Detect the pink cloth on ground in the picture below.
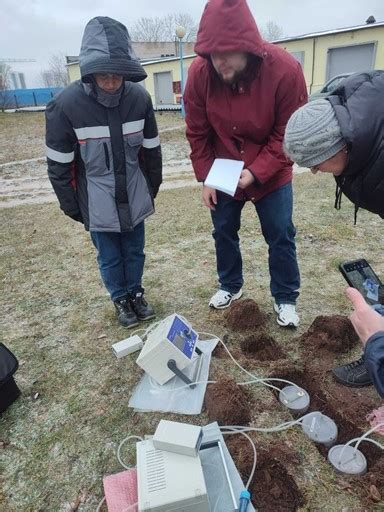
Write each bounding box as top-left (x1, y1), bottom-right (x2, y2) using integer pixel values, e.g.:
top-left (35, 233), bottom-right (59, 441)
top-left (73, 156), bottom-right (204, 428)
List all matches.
top-left (103, 469), bottom-right (138, 512)
top-left (366, 405), bottom-right (384, 436)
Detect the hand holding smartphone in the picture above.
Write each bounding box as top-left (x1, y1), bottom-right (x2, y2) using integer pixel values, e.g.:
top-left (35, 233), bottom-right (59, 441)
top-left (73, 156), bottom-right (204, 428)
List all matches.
top-left (339, 259), bottom-right (383, 305)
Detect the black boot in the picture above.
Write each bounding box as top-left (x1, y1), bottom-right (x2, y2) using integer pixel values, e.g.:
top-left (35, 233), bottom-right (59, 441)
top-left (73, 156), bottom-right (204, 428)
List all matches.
top-left (129, 291), bottom-right (155, 321)
top-left (332, 355), bottom-right (373, 387)
top-left (114, 297), bottom-right (139, 328)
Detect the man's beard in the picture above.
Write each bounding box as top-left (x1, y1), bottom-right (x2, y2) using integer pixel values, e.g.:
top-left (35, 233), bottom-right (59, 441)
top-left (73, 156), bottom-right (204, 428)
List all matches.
top-left (217, 68), bottom-right (248, 85)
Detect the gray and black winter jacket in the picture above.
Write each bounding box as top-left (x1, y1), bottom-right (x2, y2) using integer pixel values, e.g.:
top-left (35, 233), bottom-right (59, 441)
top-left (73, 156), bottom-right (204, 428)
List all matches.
top-left (328, 70), bottom-right (384, 219)
top-left (45, 17), bottom-right (162, 232)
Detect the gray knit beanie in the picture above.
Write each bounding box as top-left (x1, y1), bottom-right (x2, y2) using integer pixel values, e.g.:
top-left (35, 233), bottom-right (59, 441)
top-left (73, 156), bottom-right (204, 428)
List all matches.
top-left (284, 99), bottom-right (346, 168)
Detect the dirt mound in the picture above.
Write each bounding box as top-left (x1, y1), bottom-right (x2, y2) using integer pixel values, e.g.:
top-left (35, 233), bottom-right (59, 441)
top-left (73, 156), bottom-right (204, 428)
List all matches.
top-left (204, 378), bottom-right (251, 425)
top-left (300, 315), bottom-right (359, 354)
top-left (249, 446), bottom-right (305, 511)
top-left (240, 332), bottom-right (285, 361)
top-left (224, 299), bottom-right (267, 331)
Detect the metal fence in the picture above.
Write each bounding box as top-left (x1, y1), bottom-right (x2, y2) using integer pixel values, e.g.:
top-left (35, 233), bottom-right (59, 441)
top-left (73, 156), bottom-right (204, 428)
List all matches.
top-left (0, 87), bottom-right (64, 109)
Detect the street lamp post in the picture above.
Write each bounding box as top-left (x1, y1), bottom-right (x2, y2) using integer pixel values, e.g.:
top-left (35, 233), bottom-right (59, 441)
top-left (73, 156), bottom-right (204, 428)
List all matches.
top-left (175, 25), bottom-right (186, 117)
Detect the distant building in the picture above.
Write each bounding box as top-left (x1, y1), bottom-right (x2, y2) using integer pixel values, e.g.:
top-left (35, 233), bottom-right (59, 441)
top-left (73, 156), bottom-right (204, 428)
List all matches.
top-left (66, 21), bottom-right (384, 107)
top-left (273, 20), bottom-right (384, 93)
top-left (0, 59), bottom-right (41, 89)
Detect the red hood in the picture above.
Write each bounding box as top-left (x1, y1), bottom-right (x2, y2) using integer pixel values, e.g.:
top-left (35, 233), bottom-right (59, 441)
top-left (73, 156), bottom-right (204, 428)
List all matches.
top-left (194, 0), bottom-right (264, 58)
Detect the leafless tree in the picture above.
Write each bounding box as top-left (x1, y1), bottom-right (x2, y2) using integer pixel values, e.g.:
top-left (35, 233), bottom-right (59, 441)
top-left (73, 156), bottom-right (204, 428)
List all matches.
top-left (260, 21), bottom-right (284, 41)
top-left (0, 63), bottom-right (13, 111)
top-left (162, 13), bottom-right (198, 42)
top-left (40, 53), bottom-right (69, 88)
top-left (130, 13), bottom-right (198, 42)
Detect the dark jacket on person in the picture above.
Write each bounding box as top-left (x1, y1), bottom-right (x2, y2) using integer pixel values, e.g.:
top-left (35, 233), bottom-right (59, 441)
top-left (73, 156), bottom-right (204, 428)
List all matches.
top-left (365, 332), bottom-right (384, 398)
top-left (184, 0), bottom-right (307, 202)
top-left (46, 17), bottom-right (162, 232)
top-left (328, 70), bottom-right (384, 218)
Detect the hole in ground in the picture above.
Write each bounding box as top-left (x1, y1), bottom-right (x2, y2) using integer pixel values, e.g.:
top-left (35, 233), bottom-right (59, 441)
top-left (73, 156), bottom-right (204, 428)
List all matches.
top-left (249, 445), bottom-right (305, 511)
top-left (268, 366), bottom-right (383, 468)
top-left (224, 299), bottom-right (267, 331)
top-left (240, 332), bottom-right (286, 361)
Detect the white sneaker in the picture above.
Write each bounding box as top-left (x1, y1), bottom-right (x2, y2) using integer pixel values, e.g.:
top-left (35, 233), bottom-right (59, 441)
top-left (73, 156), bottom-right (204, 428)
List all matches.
top-left (209, 289), bottom-right (243, 309)
top-left (274, 303), bottom-right (299, 327)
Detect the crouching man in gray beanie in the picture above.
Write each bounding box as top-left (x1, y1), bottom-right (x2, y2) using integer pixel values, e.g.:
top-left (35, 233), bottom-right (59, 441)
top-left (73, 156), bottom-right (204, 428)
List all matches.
top-left (284, 70), bottom-right (384, 397)
top-left (46, 17), bottom-right (162, 328)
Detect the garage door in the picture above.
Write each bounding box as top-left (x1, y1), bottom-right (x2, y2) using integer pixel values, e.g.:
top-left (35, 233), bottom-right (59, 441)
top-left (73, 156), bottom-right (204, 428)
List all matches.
top-left (154, 71), bottom-right (173, 105)
top-left (327, 43), bottom-right (375, 80)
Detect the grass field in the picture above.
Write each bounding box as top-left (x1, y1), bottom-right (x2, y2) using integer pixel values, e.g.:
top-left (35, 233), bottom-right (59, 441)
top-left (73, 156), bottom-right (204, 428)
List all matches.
top-left (1, 112), bottom-right (383, 511)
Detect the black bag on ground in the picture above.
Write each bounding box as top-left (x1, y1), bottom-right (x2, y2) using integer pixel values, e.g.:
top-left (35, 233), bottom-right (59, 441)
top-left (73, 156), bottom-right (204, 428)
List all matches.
top-left (0, 343), bottom-right (21, 413)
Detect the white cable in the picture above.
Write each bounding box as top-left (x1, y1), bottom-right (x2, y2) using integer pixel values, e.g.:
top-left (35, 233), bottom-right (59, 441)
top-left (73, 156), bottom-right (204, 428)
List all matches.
top-left (338, 422), bottom-right (384, 463)
top-left (220, 414), bottom-right (306, 434)
top-left (354, 422), bottom-right (384, 452)
top-left (197, 330), bottom-right (302, 397)
top-left (96, 437), bottom-right (143, 511)
top-left (220, 427), bottom-right (257, 489)
top-left (355, 437), bottom-right (384, 451)
top-left (117, 435), bottom-right (143, 470)
top-left (138, 320), bottom-right (301, 397)
top-left (96, 496), bottom-right (106, 512)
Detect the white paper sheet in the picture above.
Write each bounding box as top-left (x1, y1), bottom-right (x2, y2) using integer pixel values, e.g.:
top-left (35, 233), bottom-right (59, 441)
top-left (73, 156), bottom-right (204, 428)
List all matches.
top-left (204, 158), bottom-right (244, 196)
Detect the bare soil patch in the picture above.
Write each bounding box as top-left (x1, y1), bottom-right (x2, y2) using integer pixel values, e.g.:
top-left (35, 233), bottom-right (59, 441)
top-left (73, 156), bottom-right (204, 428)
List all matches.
top-left (204, 378), bottom-right (251, 425)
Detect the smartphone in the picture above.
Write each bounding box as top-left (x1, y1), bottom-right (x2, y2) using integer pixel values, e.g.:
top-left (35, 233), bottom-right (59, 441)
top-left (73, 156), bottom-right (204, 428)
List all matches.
top-left (339, 259), bottom-right (382, 305)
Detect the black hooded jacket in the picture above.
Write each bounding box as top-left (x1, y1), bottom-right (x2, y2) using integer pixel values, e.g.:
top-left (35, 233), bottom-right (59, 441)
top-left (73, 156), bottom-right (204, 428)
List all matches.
top-left (328, 71), bottom-right (384, 397)
top-left (328, 70), bottom-right (384, 218)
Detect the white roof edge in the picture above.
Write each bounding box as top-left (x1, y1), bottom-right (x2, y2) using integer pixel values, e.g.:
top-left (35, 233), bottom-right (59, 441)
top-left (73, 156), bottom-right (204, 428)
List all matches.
top-left (66, 54), bottom-right (197, 68)
top-left (272, 21), bottom-right (384, 44)
top-left (142, 54), bottom-right (196, 65)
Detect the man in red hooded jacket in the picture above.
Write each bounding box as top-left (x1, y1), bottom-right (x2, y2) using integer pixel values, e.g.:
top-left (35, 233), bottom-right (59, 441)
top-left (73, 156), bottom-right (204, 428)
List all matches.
top-left (184, 0), bottom-right (307, 326)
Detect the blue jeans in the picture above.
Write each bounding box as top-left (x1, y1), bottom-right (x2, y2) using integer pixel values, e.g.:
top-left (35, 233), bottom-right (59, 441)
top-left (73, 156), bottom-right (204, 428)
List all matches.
top-left (210, 183), bottom-right (300, 304)
top-left (90, 223), bottom-right (145, 301)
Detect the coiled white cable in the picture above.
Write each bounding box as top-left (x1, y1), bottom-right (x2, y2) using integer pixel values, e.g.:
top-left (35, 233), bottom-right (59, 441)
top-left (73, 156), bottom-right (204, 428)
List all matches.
top-left (117, 435), bottom-right (144, 470)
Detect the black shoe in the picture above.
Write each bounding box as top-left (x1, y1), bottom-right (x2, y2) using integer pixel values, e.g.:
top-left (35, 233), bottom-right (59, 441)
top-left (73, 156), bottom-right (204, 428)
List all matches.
top-left (114, 298), bottom-right (139, 328)
top-left (129, 291), bottom-right (156, 321)
top-left (332, 356), bottom-right (373, 387)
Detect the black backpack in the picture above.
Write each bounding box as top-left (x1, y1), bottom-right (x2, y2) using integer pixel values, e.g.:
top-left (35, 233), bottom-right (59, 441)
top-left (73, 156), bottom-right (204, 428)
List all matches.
top-left (0, 343), bottom-right (21, 413)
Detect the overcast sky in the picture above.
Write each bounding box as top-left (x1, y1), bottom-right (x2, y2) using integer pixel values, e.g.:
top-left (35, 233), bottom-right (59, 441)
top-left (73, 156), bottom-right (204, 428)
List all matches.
top-left (1, 0), bottom-right (384, 85)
